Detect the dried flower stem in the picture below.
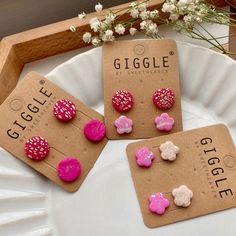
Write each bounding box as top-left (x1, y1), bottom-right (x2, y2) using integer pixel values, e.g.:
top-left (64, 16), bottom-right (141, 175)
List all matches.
top-left (71, 0), bottom-right (236, 55)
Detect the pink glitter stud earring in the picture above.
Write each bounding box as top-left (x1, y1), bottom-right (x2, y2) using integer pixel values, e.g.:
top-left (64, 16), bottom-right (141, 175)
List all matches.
top-left (84, 119), bottom-right (106, 142)
top-left (135, 146), bottom-right (155, 167)
top-left (155, 113), bottom-right (174, 132)
top-left (57, 157), bottom-right (81, 182)
top-left (153, 88), bottom-right (175, 110)
top-left (114, 115), bottom-right (133, 134)
top-left (24, 136), bottom-right (49, 161)
top-left (149, 192), bottom-right (170, 215)
top-left (53, 99), bottom-right (76, 122)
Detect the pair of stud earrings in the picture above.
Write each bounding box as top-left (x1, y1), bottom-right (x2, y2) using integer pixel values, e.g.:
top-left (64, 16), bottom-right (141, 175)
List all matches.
top-left (112, 88), bottom-right (175, 112)
top-left (112, 89), bottom-right (175, 134)
top-left (24, 99), bottom-right (106, 182)
top-left (24, 136), bottom-right (81, 182)
top-left (149, 185), bottom-right (193, 215)
top-left (54, 99), bottom-right (106, 142)
top-left (134, 141), bottom-right (193, 215)
top-left (135, 141), bottom-right (179, 167)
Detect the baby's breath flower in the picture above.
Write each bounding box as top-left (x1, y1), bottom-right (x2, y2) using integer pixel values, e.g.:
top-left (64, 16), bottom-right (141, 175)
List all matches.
top-left (102, 29), bottom-right (115, 42)
top-left (140, 20), bottom-right (148, 30)
top-left (149, 10), bottom-right (159, 19)
top-left (70, 25), bottom-right (76, 32)
top-left (130, 8), bottom-right (139, 18)
top-left (129, 27), bottom-right (137, 35)
top-left (115, 24), bottom-right (126, 35)
top-left (91, 36), bottom-right (101, 46)
top-left (78, 12), bottom-right (86, 21)
top-left (105, 12), bottom-right (116, 24)
top-left (89, 18), bottom-right (100, 32)
top-left (178, 0), bottom-right (194, 5)
top-left (140, 19), bottom-right (158, 37)
top-left (130, 2), bottom-right (137, 7)
top-left (183, 15), bottom-right (193, 26)
top-left (146, 22), bottom-right (158, 35)
top-left (140, 10), bottom-right (150, 20)
top-left (82, 32), bottom-right (92, 43)
top-left (138, 2), bottom-right (147, 12)
top-left (169, 13), bottom-right (179, 22)
top-left (162, 3), bottom-right (176, 13)
top-left (95, 2), bottom-right (103, 13)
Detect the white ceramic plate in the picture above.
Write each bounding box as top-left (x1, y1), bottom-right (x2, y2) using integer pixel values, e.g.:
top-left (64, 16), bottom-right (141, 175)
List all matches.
top-left (1, 41), bottom-right (236, 236)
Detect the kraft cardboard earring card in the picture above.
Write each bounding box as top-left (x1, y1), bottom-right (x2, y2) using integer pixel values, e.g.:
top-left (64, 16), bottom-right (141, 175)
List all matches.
top-left (0, 72), bottom-right (108, 192)
top-left (103, 39), bottom-right (183, 139)
top-left (126, 124), bottom-right (236, 228)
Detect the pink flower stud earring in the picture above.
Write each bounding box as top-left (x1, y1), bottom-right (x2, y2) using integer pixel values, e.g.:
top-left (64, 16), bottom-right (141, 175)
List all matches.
top-left (153, 88), bottom-right (175, 110)
top-left (135, 146), bottom-right (155, 167)
top-left (57, 157), bottom-right (81, 182)
top-left (155, 113), bottom-right (174, 131)
top-left (53, 99), bottom-right (76, 122)
top-left (114, 115), bottom-right (133, 134)
top-left (149, 192), bottom-right (170, 215)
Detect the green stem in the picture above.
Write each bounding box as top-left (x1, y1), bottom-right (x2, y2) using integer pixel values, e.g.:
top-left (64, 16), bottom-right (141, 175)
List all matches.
top-left (196, 23), bottom-right (226, 52)
top-left (191, 30), bottom-right (226, 51)
top-left (112, 0), bottom-right (149, 15)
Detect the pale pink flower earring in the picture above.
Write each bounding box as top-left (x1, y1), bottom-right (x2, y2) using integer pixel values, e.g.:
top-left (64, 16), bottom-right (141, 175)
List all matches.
top-left (155, 113), bottom-right (174, 131)
top-left (114, 115), bottom-right (133, 134)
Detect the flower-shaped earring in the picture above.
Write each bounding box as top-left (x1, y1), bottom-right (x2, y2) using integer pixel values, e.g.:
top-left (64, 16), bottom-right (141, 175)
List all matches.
top-left (112, 90), bottom-right (134, 112)
top-left (159, 141), bottom-right (180, 161)
top-left (149, 192), bottom-right (170, 215)
top-left (135, 146), bottom-right (155, 167)
top-left (155, 113), bottom-right (174, 131)
top-left (114, 115), bottom-right (133, 134)
top-left (172, 185), bottom-right (193, 207)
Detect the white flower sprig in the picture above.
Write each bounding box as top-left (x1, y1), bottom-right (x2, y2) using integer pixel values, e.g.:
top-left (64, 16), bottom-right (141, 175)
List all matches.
top-left (70, 0), bottom-right (236, 55)
top-left (71, 1), bottom-right (161, 46)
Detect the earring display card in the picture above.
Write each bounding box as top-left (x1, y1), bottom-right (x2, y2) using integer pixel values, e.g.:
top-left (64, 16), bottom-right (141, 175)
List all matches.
top-left (103, 39), bottom-right (182, 139)
top-left (126, 124), bottom-right (236, 228)
top-left (0, 72), bottom-right (108, 192)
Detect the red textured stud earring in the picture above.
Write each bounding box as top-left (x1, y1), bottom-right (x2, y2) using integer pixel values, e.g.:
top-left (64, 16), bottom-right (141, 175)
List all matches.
top-left (153, 88), bottom-right (175, 110)
top-left (112, 90), bottom-right (134, 112)
top-left (24, 136), bottom-right (49, 161)
top-left (53, 99), bottom-right (76, 122)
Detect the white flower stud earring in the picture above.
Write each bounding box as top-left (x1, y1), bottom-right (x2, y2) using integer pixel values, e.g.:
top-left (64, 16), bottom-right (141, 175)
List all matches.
top-left (172, 185), bottom-right (193, 207)
top-left (159, 141), bottom-right (180, 161)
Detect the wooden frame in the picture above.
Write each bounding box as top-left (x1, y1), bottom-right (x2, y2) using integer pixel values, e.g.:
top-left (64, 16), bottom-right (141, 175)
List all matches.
top-left (0, 0), bottom-right (234, 105)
